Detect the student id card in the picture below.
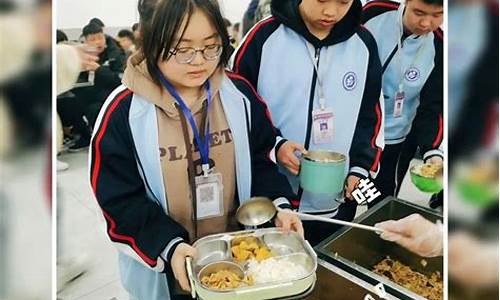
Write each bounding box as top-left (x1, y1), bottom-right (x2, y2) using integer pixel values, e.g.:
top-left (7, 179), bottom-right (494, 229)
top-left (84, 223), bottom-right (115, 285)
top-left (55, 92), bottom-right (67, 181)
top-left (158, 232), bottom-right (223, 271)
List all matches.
top-left (393, 91), bottom-right (405, 118)
top-left (195, 172), bottom-right (224, 219)
top-left (312, 108), bottom-right (334, 144)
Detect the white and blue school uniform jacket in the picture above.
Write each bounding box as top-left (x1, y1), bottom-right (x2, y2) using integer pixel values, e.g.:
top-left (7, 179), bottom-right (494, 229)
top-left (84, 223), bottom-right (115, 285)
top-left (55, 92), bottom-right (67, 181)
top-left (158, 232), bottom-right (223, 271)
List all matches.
top-left (362, 0), bottom-right (444, 161)
top-left (232, 0), bottom-right (384, 216)
top-left (88, 73), bottom-right (295, 300)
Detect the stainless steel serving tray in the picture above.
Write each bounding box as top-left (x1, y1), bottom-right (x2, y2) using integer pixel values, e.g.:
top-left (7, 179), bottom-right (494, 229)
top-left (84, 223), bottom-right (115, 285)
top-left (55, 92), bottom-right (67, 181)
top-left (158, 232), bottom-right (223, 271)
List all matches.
top-left (315, 197), bottom-right (443, 300)
top-left (188, 227), bottom-right (318, 300)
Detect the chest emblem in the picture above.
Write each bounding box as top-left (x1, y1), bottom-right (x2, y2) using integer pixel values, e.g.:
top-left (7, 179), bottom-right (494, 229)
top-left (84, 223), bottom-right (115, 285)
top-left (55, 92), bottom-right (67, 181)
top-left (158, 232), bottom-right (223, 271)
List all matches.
top-left (343, 72), bottom-right (357, 91)
top-left (405, 67), bottom-right (420, 82)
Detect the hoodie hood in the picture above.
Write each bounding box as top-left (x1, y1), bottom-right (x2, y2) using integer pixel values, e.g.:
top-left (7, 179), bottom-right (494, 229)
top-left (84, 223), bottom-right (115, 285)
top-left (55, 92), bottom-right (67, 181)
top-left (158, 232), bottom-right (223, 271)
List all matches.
top-left (271, 0), bottom-right (362, 47)
top-left (122, 52), bottom-right (223, 119)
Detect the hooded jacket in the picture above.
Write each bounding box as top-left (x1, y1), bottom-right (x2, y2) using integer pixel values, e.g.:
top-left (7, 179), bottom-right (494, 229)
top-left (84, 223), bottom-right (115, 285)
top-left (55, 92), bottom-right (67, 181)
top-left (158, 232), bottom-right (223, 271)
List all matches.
top-left (232, 0), bottom-right (384, 215)
top-left (89, 53), bottom-right (296, 299)
top-left (362, 0), bottom-right (443, 160)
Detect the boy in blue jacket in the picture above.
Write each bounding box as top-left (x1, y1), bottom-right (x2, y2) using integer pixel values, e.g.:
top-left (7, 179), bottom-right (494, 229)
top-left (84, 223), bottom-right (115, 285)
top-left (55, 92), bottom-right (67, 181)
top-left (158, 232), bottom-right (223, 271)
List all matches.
top-left (232, 0), bottom-right (384, 245)
top-left (362, 0), bottom-right (443, 203)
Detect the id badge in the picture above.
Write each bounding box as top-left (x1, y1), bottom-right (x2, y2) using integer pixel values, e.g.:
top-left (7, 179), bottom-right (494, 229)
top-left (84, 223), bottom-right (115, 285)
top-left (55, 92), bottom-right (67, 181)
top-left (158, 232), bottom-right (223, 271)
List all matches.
top-left (195, 172), bottom-right (224, 220)
top-left (312, 108), bottom-right (334, 144)
top-left (393, 91), bottom-right (405, 118)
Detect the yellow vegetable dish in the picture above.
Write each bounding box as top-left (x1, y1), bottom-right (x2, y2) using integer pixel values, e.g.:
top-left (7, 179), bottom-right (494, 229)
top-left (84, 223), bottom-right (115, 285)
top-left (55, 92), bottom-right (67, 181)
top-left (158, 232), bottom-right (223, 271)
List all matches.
top-left (231, 237), bottom-right (272, 263)
top-left (201, 269), bottom-right (253, 290)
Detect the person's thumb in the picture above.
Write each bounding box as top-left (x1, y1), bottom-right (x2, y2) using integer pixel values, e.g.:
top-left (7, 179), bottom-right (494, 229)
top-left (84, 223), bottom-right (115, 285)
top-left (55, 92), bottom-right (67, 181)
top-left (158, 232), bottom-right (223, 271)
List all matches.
top-left (379, 231), bottom-right (403, 242)
top-left (295, 143), bottom-right (307, 154)
top-left (184, 245), bottom-right (197, 258)
top-left (287, 141), bottom-right (303, 152)
top-left (281, 218), bottom-right (291, 234)
top-left (375, 220), bottom-right (407, 234)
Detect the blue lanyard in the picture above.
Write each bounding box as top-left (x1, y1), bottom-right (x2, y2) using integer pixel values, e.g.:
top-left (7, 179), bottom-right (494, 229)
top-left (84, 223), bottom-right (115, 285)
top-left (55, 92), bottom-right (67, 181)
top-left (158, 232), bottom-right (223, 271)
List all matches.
top-left (155, 68), bottom-right (213, 175)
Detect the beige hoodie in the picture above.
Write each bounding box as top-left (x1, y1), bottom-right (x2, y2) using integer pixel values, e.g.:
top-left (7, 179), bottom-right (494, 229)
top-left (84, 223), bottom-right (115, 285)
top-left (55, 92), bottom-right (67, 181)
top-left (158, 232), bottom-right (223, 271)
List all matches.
top-left (122, 54), bottom-right (238, 241)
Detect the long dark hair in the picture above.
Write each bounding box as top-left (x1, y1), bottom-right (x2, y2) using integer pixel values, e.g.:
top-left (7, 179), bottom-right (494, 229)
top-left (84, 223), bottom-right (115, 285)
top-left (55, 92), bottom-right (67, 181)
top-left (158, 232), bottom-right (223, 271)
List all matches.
top-left (138, 0), bottom-right (231, 85)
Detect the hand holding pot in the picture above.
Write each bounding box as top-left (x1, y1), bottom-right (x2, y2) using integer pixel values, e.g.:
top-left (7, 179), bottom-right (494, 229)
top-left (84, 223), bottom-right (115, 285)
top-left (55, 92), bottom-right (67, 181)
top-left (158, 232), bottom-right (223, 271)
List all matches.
top-left (344, 175), bottom-right (361, 200)
top-left (277, 141), bottom-right (307, 175)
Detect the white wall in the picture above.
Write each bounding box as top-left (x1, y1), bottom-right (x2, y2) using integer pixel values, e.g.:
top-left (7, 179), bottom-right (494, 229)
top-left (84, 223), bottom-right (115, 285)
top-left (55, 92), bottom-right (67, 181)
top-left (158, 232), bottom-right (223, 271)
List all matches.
top-left (219, 0), bottom-right (251, 24)
top-left (57, 0), bottom-right (251, 31)
top-left (57, 0), bottom-right (139, 30)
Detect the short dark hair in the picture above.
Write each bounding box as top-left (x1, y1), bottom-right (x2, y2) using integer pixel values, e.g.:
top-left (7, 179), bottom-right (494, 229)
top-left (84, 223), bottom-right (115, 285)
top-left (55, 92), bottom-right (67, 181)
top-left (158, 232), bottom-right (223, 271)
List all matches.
top-left (118, 29), bottom-right (135, 41)
top-left (223, 18), bottom-right (232, 28)
top-left (413, 0), bottom-right (443, 6)
top-left (57, 29), bottom-right (68, 43)
top-left (427, 0), bottom-right (442, 5)
top-left (139, 0), bottom-right (231, 85)
top-left (89, 17), bottom-right (105, 28)
top-left (82, 22), bottom-right (103, 37)
top-left (132, 22), bottom-right (139, 32)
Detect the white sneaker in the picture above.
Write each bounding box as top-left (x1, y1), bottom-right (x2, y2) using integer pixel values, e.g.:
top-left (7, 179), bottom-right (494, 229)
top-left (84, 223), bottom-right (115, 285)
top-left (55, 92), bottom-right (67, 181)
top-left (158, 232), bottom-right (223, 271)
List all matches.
top-left (57, 159), bottom-right (69, 172)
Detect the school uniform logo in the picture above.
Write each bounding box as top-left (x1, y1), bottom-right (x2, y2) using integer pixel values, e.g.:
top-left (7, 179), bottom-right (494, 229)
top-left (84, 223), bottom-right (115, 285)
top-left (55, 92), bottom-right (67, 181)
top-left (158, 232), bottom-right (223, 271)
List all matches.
top-left (405, 67), bottom-right (420, 81)
top-left (343, 72), bottom-right (357, 91)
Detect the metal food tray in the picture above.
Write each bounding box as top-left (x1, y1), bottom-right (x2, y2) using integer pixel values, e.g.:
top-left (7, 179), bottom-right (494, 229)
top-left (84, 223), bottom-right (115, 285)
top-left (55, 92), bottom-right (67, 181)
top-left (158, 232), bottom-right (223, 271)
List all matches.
top-left (315, 197), bottom-right (443, 300)
top-left (187, 228), bottom-right (317, 300)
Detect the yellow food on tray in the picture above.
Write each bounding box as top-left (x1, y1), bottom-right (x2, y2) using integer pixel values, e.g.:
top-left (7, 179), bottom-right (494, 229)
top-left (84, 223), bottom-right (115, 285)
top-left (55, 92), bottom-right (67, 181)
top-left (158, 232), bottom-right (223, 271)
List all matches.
top-left (255, 246), bottom-right (272, 261)
top-left (231, 237), bottom-right (272, 262)
top-left (201, 269), bottom-right (253, 290)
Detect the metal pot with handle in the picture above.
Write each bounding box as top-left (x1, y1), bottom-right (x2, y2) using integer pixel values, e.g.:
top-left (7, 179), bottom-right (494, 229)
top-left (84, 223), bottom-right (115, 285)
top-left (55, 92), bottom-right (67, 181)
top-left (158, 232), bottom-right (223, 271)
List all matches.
top-left (299, 150), bottom-right (346, 195)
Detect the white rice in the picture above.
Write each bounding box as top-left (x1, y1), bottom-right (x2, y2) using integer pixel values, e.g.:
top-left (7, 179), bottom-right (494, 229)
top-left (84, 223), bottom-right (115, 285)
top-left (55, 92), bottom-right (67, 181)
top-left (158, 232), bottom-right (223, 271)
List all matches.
top-left (246, 257), bottom-right (309, 284)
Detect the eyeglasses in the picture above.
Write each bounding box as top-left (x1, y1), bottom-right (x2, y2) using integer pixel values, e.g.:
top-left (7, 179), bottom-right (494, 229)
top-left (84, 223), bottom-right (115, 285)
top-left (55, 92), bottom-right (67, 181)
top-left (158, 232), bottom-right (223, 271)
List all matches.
top-left (169, 44), bottom-right (223, 64)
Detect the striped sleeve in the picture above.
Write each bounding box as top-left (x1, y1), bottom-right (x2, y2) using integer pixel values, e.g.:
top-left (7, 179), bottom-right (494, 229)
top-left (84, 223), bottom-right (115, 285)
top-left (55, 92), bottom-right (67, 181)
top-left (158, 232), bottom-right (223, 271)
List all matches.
top-left (349, 27), bottom-right (384, 178)
top-left (89, 86), bottom-right (189, 272)
top-left (414, 31), bottom-right (444, 158)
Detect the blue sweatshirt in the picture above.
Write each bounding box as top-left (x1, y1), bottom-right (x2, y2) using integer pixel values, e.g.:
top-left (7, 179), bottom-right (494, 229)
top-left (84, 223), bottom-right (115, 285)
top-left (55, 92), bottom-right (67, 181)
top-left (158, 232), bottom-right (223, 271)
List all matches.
top-left (232, 0), bottom-right (384, 214)
top-left (362, 0), bottom-right (443, 161)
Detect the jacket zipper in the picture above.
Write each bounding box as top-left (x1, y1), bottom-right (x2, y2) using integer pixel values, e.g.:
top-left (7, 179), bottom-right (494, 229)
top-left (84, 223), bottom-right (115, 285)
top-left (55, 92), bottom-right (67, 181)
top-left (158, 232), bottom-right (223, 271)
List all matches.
top-left (382, 33), bottom-right (410, 74)
top-left (303, 47), bottom-right (321, 150)
top-left (382, 44), bottom-right (398, 74)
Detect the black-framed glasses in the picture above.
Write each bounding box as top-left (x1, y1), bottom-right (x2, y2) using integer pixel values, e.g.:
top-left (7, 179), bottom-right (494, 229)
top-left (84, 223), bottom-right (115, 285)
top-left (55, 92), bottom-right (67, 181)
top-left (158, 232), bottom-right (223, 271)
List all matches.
top-left (169, 44), bottom-right (223, 64)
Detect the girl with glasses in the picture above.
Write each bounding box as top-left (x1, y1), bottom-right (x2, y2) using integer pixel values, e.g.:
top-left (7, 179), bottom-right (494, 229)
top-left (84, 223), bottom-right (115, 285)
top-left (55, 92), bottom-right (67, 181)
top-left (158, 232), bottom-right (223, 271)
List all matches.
top-left (89, 0), bottom-right (303, 299)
